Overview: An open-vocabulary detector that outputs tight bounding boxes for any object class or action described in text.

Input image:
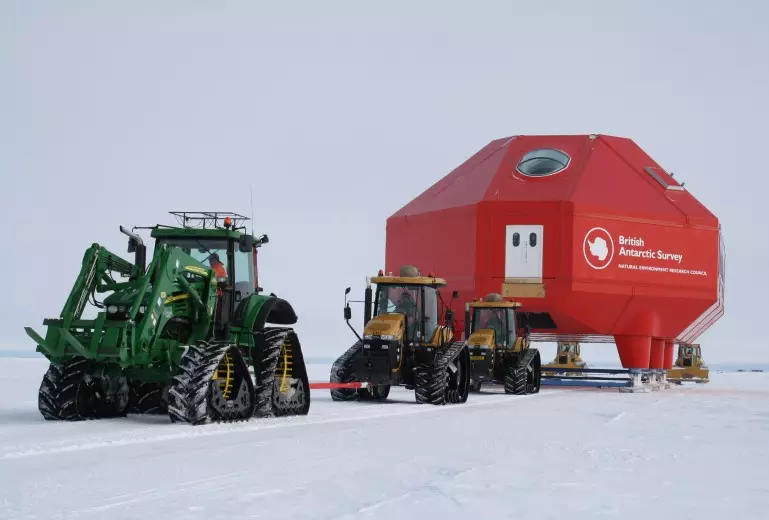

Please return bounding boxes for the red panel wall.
[385,204,479,296]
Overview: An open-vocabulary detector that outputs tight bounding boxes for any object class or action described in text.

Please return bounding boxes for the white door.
[505,225,543,280]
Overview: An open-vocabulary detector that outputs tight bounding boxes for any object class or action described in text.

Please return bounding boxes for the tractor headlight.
[107,305,118,314]
[363,334,396,341]
[139,305,147,314]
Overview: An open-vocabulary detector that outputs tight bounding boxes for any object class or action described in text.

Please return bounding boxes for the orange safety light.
[223,216,233,228]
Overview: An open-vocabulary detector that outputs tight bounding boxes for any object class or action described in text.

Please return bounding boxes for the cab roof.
[469,300,521,308]
[370,275,447,287]
[151,227,246,240]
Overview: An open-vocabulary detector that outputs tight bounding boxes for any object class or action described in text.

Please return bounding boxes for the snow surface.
[1,358,768,519]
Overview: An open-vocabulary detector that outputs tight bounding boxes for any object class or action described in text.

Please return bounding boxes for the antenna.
[249,183,255,236]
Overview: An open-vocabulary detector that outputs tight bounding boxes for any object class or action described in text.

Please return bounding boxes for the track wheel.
[415,342,470,405]
[38,358,129,421]
[167,342,255,425]
[271,330,311,416]
[445,345,470,403]
[252,327,311,418]
[526,350,542,394]
[329,341,363,401]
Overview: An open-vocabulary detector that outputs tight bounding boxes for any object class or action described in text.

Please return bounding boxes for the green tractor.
[25,211,310,425]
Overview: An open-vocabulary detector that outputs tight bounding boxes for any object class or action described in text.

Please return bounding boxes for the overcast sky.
[2,1,767,364]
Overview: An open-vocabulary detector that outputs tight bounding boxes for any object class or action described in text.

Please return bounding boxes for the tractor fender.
[518,347,541,371]
[237,294,298,331]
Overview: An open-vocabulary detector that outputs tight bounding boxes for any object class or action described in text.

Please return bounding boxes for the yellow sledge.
[667,344,709,384]
[543,342,586,376]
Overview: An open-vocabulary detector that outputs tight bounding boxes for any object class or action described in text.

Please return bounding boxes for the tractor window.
[473,308,508,347]
[423,287,438,342]
[154,237,229,281]
[234,249,255,301]
[375,284,423,341]
[505,309,516,345]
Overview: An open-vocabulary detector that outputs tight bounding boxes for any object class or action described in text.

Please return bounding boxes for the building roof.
[391,134,717,228]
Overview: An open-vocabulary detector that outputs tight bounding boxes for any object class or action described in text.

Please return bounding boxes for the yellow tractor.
[464,293,542,394]
[668,344,709,384]
[330,265,471,405]
[542,342,587,376]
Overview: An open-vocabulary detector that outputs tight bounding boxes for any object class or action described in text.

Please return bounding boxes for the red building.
[384,134,725,369]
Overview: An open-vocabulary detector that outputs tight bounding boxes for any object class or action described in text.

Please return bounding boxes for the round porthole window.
[516,148,571,177]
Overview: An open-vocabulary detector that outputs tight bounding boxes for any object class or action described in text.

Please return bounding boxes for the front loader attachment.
[667,366,710,384]
[25,243,137,363]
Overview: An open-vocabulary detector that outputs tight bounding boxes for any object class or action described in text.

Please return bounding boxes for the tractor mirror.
[452,290,459,298]
[344,305,352,321]
[345,287,351,295]
[239,234,253,253]
[445,309,454,324]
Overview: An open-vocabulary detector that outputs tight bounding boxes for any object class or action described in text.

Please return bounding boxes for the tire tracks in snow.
[0,390,566,461]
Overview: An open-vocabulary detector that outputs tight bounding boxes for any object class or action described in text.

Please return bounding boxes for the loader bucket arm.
[59,244,136,327]
[26,243,218,365]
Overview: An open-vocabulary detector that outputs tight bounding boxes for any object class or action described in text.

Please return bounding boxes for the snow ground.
[1,359,768,520]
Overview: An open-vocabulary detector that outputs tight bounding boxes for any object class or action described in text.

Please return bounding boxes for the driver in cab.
[209,253,227,279]
[394,289,418,338]
[484,309,506,348]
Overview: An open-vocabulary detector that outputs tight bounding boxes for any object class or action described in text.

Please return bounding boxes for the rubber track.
[167,341,247,425]
[252,327,297,418]
[257,326,310,417]
[414,341,468,405]
[504,349,540,395]
[527,349,542,394]
[329,341,364,401]
[504,364,527,395]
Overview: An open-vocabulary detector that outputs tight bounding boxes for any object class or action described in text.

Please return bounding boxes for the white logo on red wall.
[583,227,614,270]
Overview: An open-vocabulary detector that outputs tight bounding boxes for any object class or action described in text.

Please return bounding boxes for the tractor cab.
[352,265,457,346]
[677,344,702,367]
[140,212,268,338]
[555,342,582,365]
[464,294,520,350]
[371,280,442,344]
[542,341,587,376]
[676,345,702,367]
[463,293,543,393]
[668,343,709,384]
